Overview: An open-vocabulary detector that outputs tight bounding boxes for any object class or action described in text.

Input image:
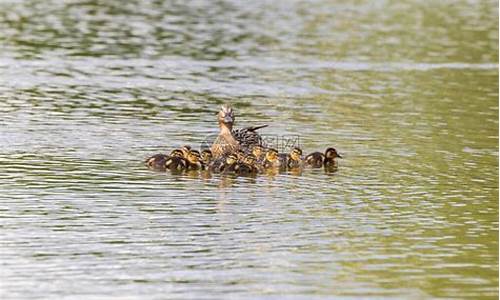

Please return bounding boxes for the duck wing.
[232,124,268,152]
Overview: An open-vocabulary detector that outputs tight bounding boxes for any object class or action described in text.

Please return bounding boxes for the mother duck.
[211,104,267,158]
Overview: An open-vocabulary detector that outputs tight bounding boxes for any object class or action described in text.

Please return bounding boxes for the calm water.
[0,0,498,299]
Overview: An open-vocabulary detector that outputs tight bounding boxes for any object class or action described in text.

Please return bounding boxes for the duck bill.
[223,116,234,124]
[337,154,343,158]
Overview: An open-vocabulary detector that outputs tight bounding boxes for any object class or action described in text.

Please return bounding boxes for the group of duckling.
[145,104,342,176]
[146,144,342,175]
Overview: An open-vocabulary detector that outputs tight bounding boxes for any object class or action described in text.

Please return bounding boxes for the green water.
[0,0,498,299]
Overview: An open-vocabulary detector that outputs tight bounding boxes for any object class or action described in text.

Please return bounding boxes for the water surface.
[0,0,498,299]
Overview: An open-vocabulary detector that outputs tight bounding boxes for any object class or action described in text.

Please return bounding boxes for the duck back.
[145,154,170,171]
[305,152,325,168]
[165,156,187,171]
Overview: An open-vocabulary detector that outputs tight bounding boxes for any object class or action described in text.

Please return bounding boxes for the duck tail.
[246,124,268,132]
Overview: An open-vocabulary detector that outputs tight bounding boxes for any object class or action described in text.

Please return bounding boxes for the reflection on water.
[0,0,498,299]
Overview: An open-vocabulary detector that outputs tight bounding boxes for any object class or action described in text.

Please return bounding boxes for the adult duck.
[211,105,267,158]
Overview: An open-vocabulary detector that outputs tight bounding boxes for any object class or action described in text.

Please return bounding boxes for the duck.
[185,149,204,171]
[209,155,226,173]
[211,105,267,158]
[235,149,247,162]
[180,145,192,159]
[305,147,342,168]
[145,153,170,171]
[211,105,240,158]
[200,149,213,166]
[251,144,265,163]
[277,147,303,170]
[304,152,324,168]
[209,153,238,173]
[220,153,239,174]
[164,149,188,171]
[323,147,342,170]
[234,154,260,175]
[286,147,303,169]
[262,148,280,169]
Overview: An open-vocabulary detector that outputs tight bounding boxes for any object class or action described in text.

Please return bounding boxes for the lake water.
[0,0,498,299]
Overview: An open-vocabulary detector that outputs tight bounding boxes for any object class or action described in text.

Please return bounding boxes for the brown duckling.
[234,154,260,175]
[165,149,188,171]
[220,153,239,174]
[145,153,170,171]
[277,147,303,170]
[235,149,247,162]
[201,149,213,166]
[262,148,280,169]
[185,149,204,171]
[251,144,265,163]
[323,147,342,170]
[305,152,324,168]
[305,147,342,168]
[287,147,303,169]
[209,153,238,173]
[180,145,192,159]
[209,155,225,173]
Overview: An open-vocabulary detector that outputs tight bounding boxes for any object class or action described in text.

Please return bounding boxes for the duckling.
[323,147,342,170]
[262,148,280,169]
[165,149,188,171]
[277,147,303,170]
[287,147,303,169]
[234,154,259,175]
[200,149,213,166]
[304,150,325,168]
[180,145,192,159]
[209,155,225,173]
[220,153,239,174]
[185,149,204,171]
[235,149,247,162]
[145,153,170,171]
[209,153,238,173]
[305,147,342,168]
[251,144,265,163]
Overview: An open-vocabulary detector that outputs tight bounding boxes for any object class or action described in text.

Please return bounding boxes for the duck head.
[265,148,279,162]
[170,149,185,157]
[236,149,246,161]
[226,153,238,165]
[201,149,213,164]
[181,145,192,158]
[325,147,342,159]
[217,104,235,130]
[251,145,264,159]
[187,150,201,164]
[243,153,257,165]
[290,147,303,161]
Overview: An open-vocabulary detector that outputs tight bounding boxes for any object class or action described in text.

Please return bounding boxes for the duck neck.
[219,122,233,135]
[212,122,238,158]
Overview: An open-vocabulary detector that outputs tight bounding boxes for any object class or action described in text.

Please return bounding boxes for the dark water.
[0,0,498,299]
